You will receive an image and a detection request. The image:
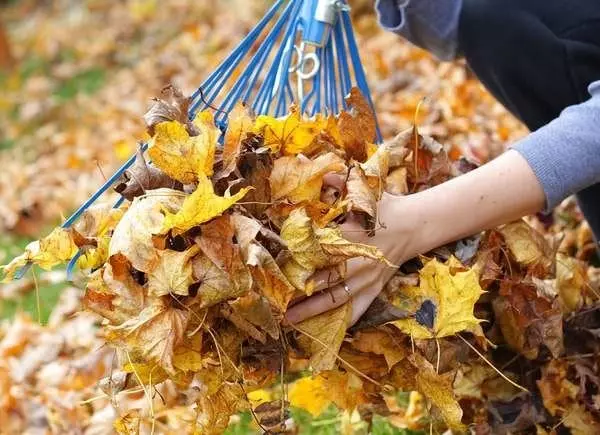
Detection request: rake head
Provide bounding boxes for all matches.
[190,0,381,139]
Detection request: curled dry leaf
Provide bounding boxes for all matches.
[346,164,377,229]
[143,84,196,136]
[109,188,184,273]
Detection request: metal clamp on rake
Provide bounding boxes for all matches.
[14,0,381,280]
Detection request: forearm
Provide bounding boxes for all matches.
[397,150,545,257]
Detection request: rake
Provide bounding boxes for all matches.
[15,0,381,279]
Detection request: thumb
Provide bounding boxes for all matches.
[322,172,346,190]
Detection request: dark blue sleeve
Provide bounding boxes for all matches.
[375,0,463,61]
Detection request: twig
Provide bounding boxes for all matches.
[458,334,529,393]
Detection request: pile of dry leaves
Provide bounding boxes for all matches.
[2,83,600,435]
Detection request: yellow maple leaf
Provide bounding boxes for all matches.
[295,302,352,371]
[121,360,169,385]
[161,175,251,235]
[392,256,484,338]
[147,246,200,297]
[254,106,324,155]
[109,188,184,273]
[270,152,346,203]
[148,119,217,184]
[289,371,366,417]
[2,227,78,281]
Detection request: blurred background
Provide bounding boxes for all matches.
[0,0,528,432]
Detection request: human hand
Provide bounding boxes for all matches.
[284,188,415,326]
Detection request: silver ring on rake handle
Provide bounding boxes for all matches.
[289,42,320,103]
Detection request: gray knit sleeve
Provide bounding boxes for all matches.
[374,0,463,61]
[512,81,600,211]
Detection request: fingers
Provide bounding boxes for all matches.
[284,282,353,325]
[310,267,344,293]
[349,286,381,326]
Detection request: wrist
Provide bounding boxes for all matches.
[377,192,422,265]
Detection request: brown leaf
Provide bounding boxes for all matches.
[337,88,377,162]
[236,147,273,217]
[253,399,289,433]
[114,146,182,201]
[195,215,252,297]
[492,280,564,359]
[229,291,279,340]
[350,328,409,370]
[220,303,267,343]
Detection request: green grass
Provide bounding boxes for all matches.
[224,406,425,435]
[53,67,106,101]
[0,234,65,324]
